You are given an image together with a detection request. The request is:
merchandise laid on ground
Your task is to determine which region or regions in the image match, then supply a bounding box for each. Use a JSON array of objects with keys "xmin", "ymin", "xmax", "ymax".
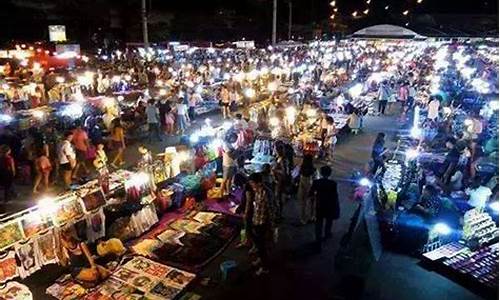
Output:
[{"xmin": 0, "ymin": 32, "xmax": 498, "ymax": 300}]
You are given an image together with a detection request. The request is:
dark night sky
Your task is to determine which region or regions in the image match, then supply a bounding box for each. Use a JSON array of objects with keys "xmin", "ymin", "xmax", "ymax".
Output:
[{"xmin": 0, "ymin": 0, "xmax": 498, "ymax": 46}]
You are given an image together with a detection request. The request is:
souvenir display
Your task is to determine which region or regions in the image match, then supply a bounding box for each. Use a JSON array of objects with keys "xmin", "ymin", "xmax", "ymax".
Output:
[
  {"xmin": 192, "ymin": 212, "xmax": 218, "ymax": 225},
  {"xmin": 0, "ymin": 251, "xmax": 19, "ymax": 283},
  {"xmin": 115, "ymin": 256, "xmax": 195, "ymax": 300},
  {"xmin": 20, "ymin": 213, "xmax": 53, "ymax": 239},
  {"xmin": 35, "ymin": 230, "xmax": 58, "ymax": 266},
  {"xmin": 54, "ymin": 197, "xmax": 85, "ymax": 226},
  {"xmin": 130, "ymin": 204, "xmax": 159, "ymax": 237},
  {"xmin": 152, "ymin": 161, "xmax": 169, "ymax": 184},
  {"xmin": 163, "ymin": 268, "xmax": 196, "ymax": 289},
  {"xmin": 131, "ymin": 239, "xmax": 164, "ymax": 257},
  {"xmin": 148, "ymin": 282, "xmax": 181, "ymax": 300},
  {"xmin": 462, "ymin": 209, "xmax": 498, "ymax": 246},
  {"xmin": 156, "ymin": 230, "xmax": 185, "ymax": 245},
  {"xmin": 123, "ymin": 257, "xmax": 173, "ymax": 278},
  {"xmin": 382, "ymin": 160, "xmax": 403, "ymax": 193},
  {"xmin": 0, "ymin": 281, "xmax": 33, "ymax": 300},
  {"xmin": 78, "ymin": 189, "xmax": 107, "ymax": 213},
  {"xmin": 46, "ymin": 281, "xmax": 88, "ymax": 300},
  {"xmin": 442, "ymin": 243, "xmax": 499, "ymax": 288},
  {"xmin": 14, "ymin": 240, "xmax": 41, "ymax": 279},
  {"xmin": 422, "ymin": 241, "xmax": 467, "ymax": 261},
  {"xmin": 169, "ymin": 219, "xmax": 204, "ymax": 234},
  {"xmin": 0, "ymin": 221, "xmax": 25, "ymax": 252}
]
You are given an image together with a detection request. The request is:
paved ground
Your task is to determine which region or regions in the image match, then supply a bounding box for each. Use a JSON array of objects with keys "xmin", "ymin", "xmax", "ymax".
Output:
[
  {"xmin": 186, "ymin": 115, "xmax": 486, "ymax": 300},
  {"xmin": 3, "ymin": 111, "xmax": 490, "ymax": 300}
]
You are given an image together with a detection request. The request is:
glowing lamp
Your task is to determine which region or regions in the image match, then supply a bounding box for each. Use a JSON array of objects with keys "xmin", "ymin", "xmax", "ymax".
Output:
[
  {"xmin": 0, "ymin": 114, "xmax": 13, "ymax": 123},
  {"xmin": 489, "ymin": 100, "xmax": 499, "ymax": 110},
  {"xmin": 56, "ymin": 76, "xmax": 65, "ymax": 84},
  {"xmin": 190, "ymin": 134, "xmax": 200, "ymax": 144},
  {"xmin": 410, "ymin": 127, "xmax": 421, "ymax": 139},
  {"xmin": 267, "ymin": 82, "xmax": 278, "ymax": 92},
  {"xmin": 285, "ymin": 106, "xmax": 297, "ymax": 122},
  {"xmin": 432, "ymin": 223, "xmax": 451, "ymax": 235},
  {"xmin": 269, "ymin": 117, "xmax": 280, "ymax": 127},
  {"xmin": 359, "ymin": 178, "xmax": 372, "ymax": 187},
  {"xmin": 244, "ymin": 88, "xmax": 256, "ymax": 98},
  {"xmin": 38, "ymin": 197, "xmax": 58, "ymax": 216},
  {"xmin": 62, "ymin": 103, "xmax": 83, "ymax": 119},
  {"xmin": 306, "ymin": 109, "xmax": 317, "ymax": 118},
  {"xmin": 489, "ymin": 201, "xmax": 499, "ymax": 212},
  {"xmin": 405, "ymin": 148, "xmax": 419, "ymax": 160},
  {"xmin": 349, "ymin": 83, "xmax": 364, "ymax": 98},
  {"xmin": 32, "ymin": 110, "xmax": 45, "ymax": 119},
  {"xmin": 117, "ymin": 96, "xmax": 124, "ymax": 101}
]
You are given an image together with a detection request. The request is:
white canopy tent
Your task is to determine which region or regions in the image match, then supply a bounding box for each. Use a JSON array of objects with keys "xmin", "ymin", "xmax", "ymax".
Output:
[{"xmin": 350, "ymin": 24, "xmax": 426, "ymax": 39}]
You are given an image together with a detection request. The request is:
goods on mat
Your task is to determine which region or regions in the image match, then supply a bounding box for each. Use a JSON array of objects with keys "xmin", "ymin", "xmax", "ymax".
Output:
[
  {"xmin": 462, "ymin": 209, "xmax": 498, "ymax": 247},
  {"xmin": 442, "ymin": 243, "xmax": 499, "ymax": 289},
  {"xmin": 382, "ymin": 160, "xmax": 403, "ymax": 192}
]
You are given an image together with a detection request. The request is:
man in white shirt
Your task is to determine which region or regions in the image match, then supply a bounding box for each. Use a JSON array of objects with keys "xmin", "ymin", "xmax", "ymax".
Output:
[
  {"xmin": 176, "ymin": 101, "xmax": 188, "ymax": 134},
  {"xmin": 59, "ymin": 131, "xmax": 76, "ymax": 190},
  {"xmin": 145, "ymin": 99, "xmax": 163, "ymax": 143},
  {"xmin": 467, "ymin": 178, "xmax": 492, "ymax": 209}
]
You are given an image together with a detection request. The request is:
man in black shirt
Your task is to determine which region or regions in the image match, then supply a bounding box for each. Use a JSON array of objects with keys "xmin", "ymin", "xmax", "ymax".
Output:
[{"xmin": 309, "ymin": 166, "xmax": 340, "ymax": 250}]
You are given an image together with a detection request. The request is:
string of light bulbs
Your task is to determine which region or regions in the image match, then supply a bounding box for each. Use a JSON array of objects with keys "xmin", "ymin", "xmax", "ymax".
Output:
[{"xmin": 328, "ymin": 0, "xmax": 425, "ymax": 22}]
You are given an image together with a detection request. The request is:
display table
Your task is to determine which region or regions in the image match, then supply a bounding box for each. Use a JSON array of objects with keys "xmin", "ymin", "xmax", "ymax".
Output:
[{"xmin": 421, "ymin": 241, "xmax": 498, "ymax": 298}]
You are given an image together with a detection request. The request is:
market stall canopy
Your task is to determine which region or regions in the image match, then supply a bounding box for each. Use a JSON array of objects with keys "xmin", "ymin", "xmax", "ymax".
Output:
[
  {"xmin": 274, "ymin": 40, "xmax": 306, "ymax": 48},
  {"xmin": 350, "ymin": 24, "xmax": 426, "ymax": 39}
]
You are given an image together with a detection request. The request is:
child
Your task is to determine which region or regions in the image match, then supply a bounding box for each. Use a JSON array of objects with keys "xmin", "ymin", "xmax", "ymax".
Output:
[{"xmin": 33, "ymin": 149, "xmax": 52, "ymax": 193}]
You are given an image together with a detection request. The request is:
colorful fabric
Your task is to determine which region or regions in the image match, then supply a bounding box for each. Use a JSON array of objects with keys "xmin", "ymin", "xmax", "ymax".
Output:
[
  {"xmin": 0, "ymin": 221, "xmax": 24, "ymax": 251},
  {"xmin": 0, "ymin": 281, "xmax": 32, "ymax": 300},
  {"xmin": 35, "ymin": 230, "xmax": 58, "ymax": 266},
  {"xmin": 85, "ymin": 208, "xmax": 106, "ymax": 243},
  {"xmin": 46, "ymin": 281, "xmax": 87, "ymax": 300},
  {"xmin": 0, "ymin": 251, "xmax": 19, "ymax": 283},
  {"xmin": 14, "ymin": 240, "xmax": 41, "ymax": 279}
]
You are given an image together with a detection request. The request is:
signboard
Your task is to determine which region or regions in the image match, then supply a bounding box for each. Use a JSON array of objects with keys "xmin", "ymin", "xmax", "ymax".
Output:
[
  {"xmin": 55, "ymin": 44, "xmax": 80, "ymax": 57},
  {"xmin": 233, "ymin": 41, "xmax": 255, "ymax": 49},
  {"xmin": 48, "ymin": 25, "xmax": 67, "ymax": 42},
  {"xmin": 173, "ymin": 45, "xmax": 189, "ymax": 51}
]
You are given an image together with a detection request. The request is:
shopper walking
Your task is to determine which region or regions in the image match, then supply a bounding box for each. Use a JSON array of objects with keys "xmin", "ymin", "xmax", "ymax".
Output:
[
  {"xmin": 377, "ymin": 81, "xmax": 390, "ymax": 115},
  {"xmin": 309, "ymin": 166, "xmax": 340, "ymax": 251},
  {"xmin": 72, "ymin": 122, "xmax": 91, "ymax": 179},
  {"xmin": 33, "ymin": 148, "xmax": 52, "ymax": 193},
  {"xmin": 175, "ymin": 99, "xmax": 189, "ymax": 134},
  {"xmin": 220, "ymin": 85, "xmax": 231, "ymax": 119},
  {"xmin": 59, "ymin": 131, "xmax": 76, "ymax": 190},
  {"xmin": 371, "ymin": 132, "xmax": 387, "ymax": 174},
  {"xmin": 146, "ymin": 99, "xmax": 163, "ymax": 143},
  {"xmin": 110, "ymin": 119, "xmax": 126, "ymax": 168},
  {"xmin": 297, "ymin": 154, "xmax": 316, "ymax": 225},
  {"xmin": 0, "ymin": 145, "xmax": 16, "ymax": 202},
  {"xmin": 247, "ymin": 172, "xmax": 276, "ymax": 275}
]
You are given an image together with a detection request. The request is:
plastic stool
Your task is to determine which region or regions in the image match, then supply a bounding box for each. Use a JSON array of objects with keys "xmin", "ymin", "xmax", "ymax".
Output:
[{"xmin": 220, "ymin": 260, "xmax": 237, "ymax": 281}]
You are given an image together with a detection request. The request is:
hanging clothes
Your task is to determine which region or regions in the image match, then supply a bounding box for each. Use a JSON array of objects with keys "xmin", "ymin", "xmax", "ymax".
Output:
[
  {"xmin": 14, "ymin": 240, "xmax": 41, "ymax": 279},
  {"xmin": 35, "ymin": 230, "xmax": 59, "ymax": 266},
  {"xmin": 85, "ymin": 208, "xmax": 106, "ymax": 243}
]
